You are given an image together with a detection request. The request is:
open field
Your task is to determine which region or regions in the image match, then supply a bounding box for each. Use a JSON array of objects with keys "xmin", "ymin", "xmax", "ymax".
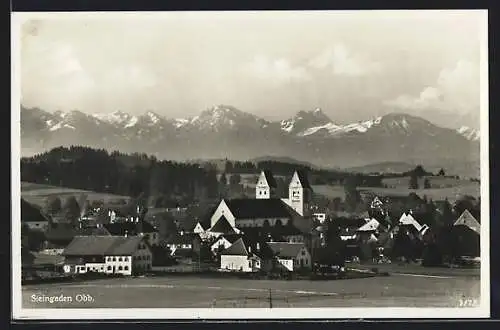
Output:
[
  {"xmin": 21, "ymin": 182, "xmax": 131, "ymax": 208},
  {"xmin": 312, "ymin": 182, "xmax": 479, "ymax": 203},
  {"xmin": 22, "ymin": 272, "xmax": 480, "ymax": 308}
]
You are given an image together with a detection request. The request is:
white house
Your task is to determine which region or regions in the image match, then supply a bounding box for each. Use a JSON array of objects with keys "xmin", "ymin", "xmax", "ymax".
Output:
[
  {"xmin": 267, "ymin": 242, "xmax": 312, "ymax": 272},
  {"xmin": 62, "ymin": 235, "xmax": 153, "ymax": 276},
  {"xmin": 220, "ymin": 238, "xmax": 262, "ymax": 272}
]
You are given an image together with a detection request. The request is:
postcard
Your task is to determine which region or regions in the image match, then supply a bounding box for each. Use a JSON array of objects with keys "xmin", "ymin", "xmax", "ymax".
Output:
[{"xmin": 11, "ymin": 9, "xmax": 490, "ymax": 320}]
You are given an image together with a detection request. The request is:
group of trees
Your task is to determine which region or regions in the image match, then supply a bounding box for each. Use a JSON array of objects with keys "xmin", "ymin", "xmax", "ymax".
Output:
[{"xmin": 21, "ymin": 146, "xmax": 222, "ymax": 204}]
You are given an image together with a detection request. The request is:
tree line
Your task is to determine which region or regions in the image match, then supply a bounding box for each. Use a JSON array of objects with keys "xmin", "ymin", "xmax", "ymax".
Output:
[{"xmin": 21, "ymin": 146, "xmax": 221, "ymax": 204}]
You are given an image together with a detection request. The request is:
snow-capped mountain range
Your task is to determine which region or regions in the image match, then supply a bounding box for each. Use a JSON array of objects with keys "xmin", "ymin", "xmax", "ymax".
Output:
[{"xmin": 21, "ymin": 105, "xmax": 480, "ymax": 176}]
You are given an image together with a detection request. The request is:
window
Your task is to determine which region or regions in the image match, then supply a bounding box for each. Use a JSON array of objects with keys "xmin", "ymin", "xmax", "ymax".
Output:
[
  {"xmin": 249, "ymin": 261, "xmax": 252, "ymax": 268},
  {"xmin": 124, "ymin": 266, "xmax": 129, "ymax": 270},
  {"xmin": 301, "ymin": 250, "xmax": 306, "ymax": 256},
  {"xmin": 118, "ymin": 257, "xmax": 122, "ymax": 262},
  {"xmin": 107, "ymin": 266, "xmax": 112, "ymax": 270},
  {"xmin": 112, "ymin": 257, "xmax": 116, "ymax": 262},
  {"xmin": 118, "ymin": 266, "xmax": 123, "ymax": 271}
]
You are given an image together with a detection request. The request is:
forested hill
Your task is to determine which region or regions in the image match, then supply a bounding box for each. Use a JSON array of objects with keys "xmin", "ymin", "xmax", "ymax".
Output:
[
  {"xmin": 21, "ymin": 146, "xmax": 220, "ymax": 200},
  {"xmin": 21, "ymin": 146, "xmax": 445, "ymax": 204}
]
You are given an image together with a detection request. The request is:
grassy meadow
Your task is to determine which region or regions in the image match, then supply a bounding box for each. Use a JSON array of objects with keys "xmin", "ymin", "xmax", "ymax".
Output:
[{"xmin": 21, "ymin": 182, "xmax": 131, "ymax": 208}]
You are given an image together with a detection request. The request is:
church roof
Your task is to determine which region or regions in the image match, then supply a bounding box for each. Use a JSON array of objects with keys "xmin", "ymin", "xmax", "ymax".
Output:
[
  {"xmin": 224, "ymin": 198, "xmax": 295, "ymax": 219},
  {"xmin": 221, "ymin": 238, "xmax": 249, "ymax": 256},
  {"xmin": 454, "ymin": 209, "xmax": 480, "ymax": 235},
  {"xmin": 261, "ymin": 170, "xmax": 278, "ymax": 188},
  {"xmin": 209, "ymin": 215, "xmax": 238, "ymax": 234},
  {"xmin": 295, "ymin": 170, "xmax": 312, "ymax": 189}
]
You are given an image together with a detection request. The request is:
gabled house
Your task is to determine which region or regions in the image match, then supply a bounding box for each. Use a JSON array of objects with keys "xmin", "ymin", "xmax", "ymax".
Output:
[
  {"xmin": 454, "ymin": 209, "xmax": 480, "ymax": 235},
  {"xmin": 210, "ymin": 234, "xmax": 242, "ymax": 255},
  {"xmin": 193, "ymin": 222, "xmax": 206, "ymax": 234},
  {"xmin": 357, "ymin": 218, "xmax": 382, "ymax": 244},
  {"xmin": 220, "ymin": 238, "xmax": 263, "ymax": 272},
  {"xmin": 62, "ymin": 235, "xmax": 152, "ymax": 275},
  {"xmin": 451, "ymin": 209, "xmax": 481, "ymax": 257},
  {"xmin": 398, "ymin": 212, "xmax": 423, "ymax": 233},
  {"xmin": 208, "ymin": 215, "xmax": 241, "ymax": 236},
  {"xmin": 266, "ymin": 242, "xmax": 312, "ymax": 272}
]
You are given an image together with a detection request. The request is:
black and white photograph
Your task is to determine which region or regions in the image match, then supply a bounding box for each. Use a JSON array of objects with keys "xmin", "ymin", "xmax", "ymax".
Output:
[{"xmin": 11, "ymin": 10, "xmax": 489, "ymax": 319}]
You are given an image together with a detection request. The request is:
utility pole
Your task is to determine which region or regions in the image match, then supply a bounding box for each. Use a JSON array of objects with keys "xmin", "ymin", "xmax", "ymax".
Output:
[{"xmin": 269, "ymin": 288, "xmax": 273, "ymax": 308}]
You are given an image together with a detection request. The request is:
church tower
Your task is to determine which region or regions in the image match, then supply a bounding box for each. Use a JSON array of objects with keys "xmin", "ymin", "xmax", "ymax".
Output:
[
  {"xmin": 287, "ymin": 170, "xmax": 313, "ymax": 216},
  {"xmin": 255, "ymin": 170, "xmax": 277, "ymax": 199}
]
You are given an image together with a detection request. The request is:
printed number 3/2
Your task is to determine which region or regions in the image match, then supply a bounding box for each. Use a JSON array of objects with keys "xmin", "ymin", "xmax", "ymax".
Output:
[{"xmin": 459, "ymin": 298, "xmax": 478, "ymax": 307}]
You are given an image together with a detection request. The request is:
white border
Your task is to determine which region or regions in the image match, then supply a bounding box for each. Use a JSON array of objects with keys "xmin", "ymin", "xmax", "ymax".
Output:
[{"xmin": 11, "ymin": 10, "xmax": 490, "ymax": 320}]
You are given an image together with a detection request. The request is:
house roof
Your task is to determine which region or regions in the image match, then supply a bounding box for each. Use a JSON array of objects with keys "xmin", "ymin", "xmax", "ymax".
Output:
[
  {"xmin": 295, "ymin": 170, "xmax": 312, "ymax": 189},
  {"xmin": 357, "ymin": 218, "xmax": 380, "ymax": 232},
  {"xmin": 214, "ymin": 234, "xmax": 242, "ymax": 245},
  {"xmin": 398, "ymin": 213, "xmax": 423, "ymax": 232},
  {"xmin": 261, "ymin": 170, "xmax": 278, "ymax": 188},
  {"xmin": 209, "ymin": 215, "xmax": 239, "ymax": 234},
  {"xmin": 267, "ymin": 242, "xmax": 306, "ymax": 258},
  {"xmin": 454, "ymin": 210, "xmax": 480, "ymax": 235},
  {"xmin": 103, "ymin": 221, "xmax": 157, "ymax": 236},
  {"xmin": 224, "ymin": 198, "xmax": 295, "ymax": 219},
  {"xmin": 77, "ymin": 226, "xmax": 110, "ymax": 236},
  {"xmin": 21, "ymin": 198, "xmax": 50, "ymax": 223},
  {"xmin": 63, "ymin": 235, "xmax": 145, "ymax": 256},
  {"xmin": 164, "ymin": 232, "xmax": 194, "ymax": 245},
  {"xmin": 221, "ymin": 238, "xmax": 249, "ymax": 256}
]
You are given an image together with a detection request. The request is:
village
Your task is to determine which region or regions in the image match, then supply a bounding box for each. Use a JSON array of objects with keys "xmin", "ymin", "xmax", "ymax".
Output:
[{"xmin": 20, "ymin": 167, "xmax": 481, "ymax": 282}]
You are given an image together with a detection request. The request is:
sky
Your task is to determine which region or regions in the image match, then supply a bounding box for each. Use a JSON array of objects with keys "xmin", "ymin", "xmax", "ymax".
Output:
[{"xmin": 18, "ymin": 10, "xmax": 486, "ymax": 129}]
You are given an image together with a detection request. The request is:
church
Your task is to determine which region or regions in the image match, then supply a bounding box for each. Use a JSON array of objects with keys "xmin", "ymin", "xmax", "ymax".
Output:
[{"xmin": 205, "ymin": 169, "xmax": 314, "ymax": 243}]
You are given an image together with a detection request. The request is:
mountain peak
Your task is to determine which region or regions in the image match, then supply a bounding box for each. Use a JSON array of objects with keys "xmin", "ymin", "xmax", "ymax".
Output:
[{"xmin": 457, "ymin": 126, "xmax": 480, "ymax": 141}]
